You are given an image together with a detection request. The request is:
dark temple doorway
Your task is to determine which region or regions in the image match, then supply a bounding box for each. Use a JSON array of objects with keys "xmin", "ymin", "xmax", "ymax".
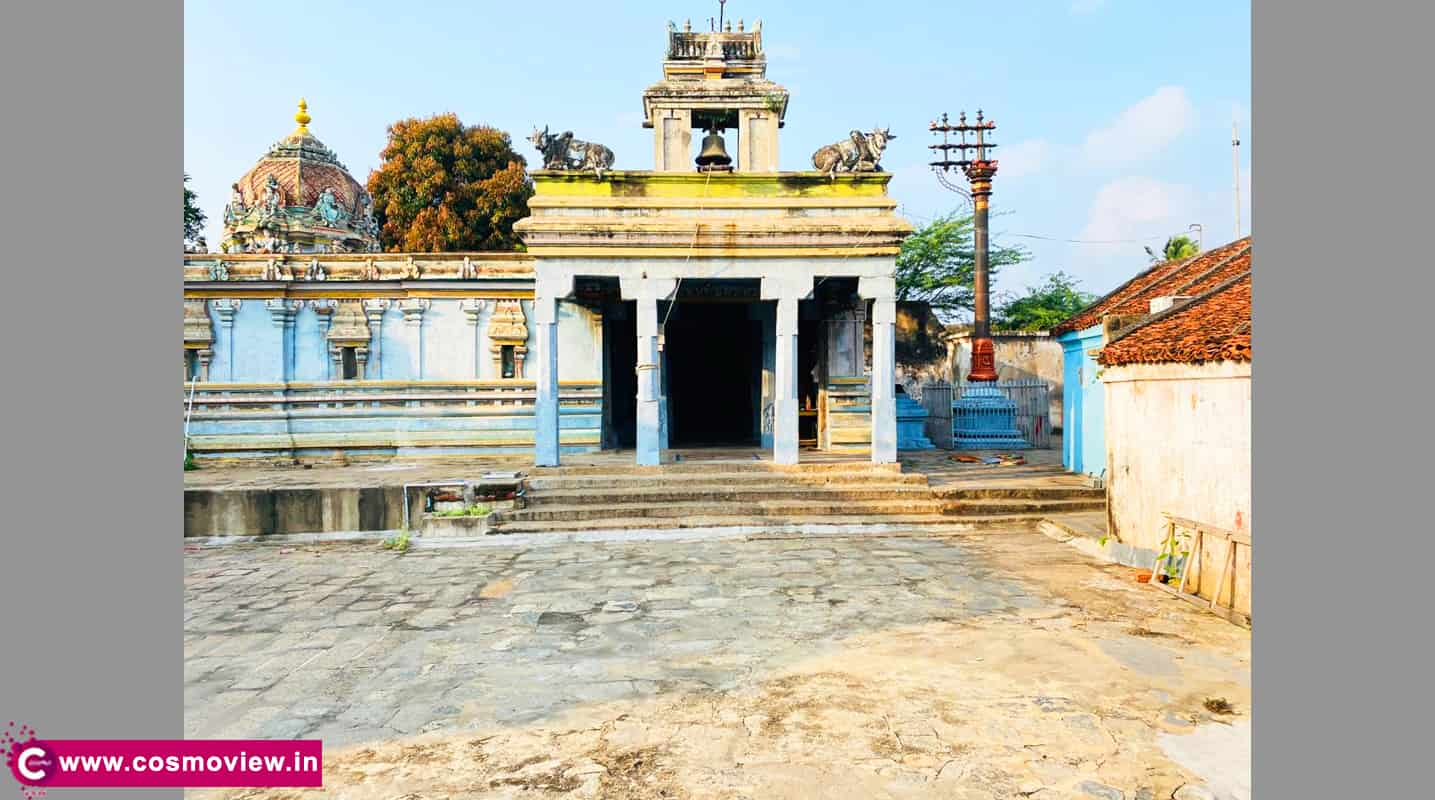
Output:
[
  {"xmin": 665, "ymin": 300, "xmax": 763, "ymax": 446},
  {"xmin": 602, "ymin": 301, "xmax": 638, "ymax": 449}
]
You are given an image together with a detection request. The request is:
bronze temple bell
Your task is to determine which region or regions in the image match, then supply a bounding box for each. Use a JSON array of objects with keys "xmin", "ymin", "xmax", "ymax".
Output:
[{"xmin": 696, "ymin": 123, "xmax": 734, "ymax": 172}]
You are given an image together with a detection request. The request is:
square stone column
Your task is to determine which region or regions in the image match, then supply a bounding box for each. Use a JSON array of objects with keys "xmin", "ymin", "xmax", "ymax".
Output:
[
  {"xmin": 738, "ymin": 110, "xmax": 779, "ymax": 172},
  {"xmin": 771, "ymin": 296, "xmax": 800, "ymax": 464},
  {"xmin": 622, "ymin": 276, "xmax": 677, "ymax": 466},
  {"xmin": 861, "ymin": 276, "xmax": 898, "ymax": 464},
  {"xmin": 532, "ymin": 273, "xmax": 573, "ymax": 467},
  {"xmin": 763, "ymin": 276, "xmax": 811, "ymax": 465},
  {"xmin": 532, "ymin": 294, "xmax": 560, "ymax": 467},
  {"xmin": 652, "ymin": 109, "xmax": 693, "ymax": 172}
]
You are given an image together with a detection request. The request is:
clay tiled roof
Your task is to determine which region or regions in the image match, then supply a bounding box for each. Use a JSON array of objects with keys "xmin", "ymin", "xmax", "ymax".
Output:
[
  {"xmin": 1052, "ymin": 236, "xmax": 1252, "ymax": 335},
  {"xmin": 1097, "ymin": 272, "xmax": 1251, "ymax": 367}
]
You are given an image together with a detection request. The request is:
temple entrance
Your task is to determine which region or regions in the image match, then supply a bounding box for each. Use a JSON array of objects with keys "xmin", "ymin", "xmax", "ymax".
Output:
[
  {"xmin": 665, "ymin": 300, "xmax": 764, "ymax": 446},
  {"xmin": 602, "ymin": 301, "xmax": 638, "ymax": 449}
]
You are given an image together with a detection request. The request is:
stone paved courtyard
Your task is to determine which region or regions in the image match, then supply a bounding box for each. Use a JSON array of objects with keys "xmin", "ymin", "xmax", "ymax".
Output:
[{"xmin": 186, "ymin": 529, "xmax": 1250, "ymax": 799}]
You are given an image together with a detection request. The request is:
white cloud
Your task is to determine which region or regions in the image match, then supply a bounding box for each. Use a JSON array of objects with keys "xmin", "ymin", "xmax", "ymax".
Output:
[
  {"xmin": 1081, "ymin": 176, "xmax": 1199, "ymax": 242},
  {"xmin": 1071, "ymin": 0, "xmax": 1107, "ymax": 13},
  {"xmin": 995, "ymin": 139, "xmax": 1053, "ymax": 179},
  {"xmin": 1082, "ymin": 86, "xmax": 1195, "ymax": 168},
  {"xmin": 1073, "ymin": 176, "xmax": 1202, "ymax": 287}
]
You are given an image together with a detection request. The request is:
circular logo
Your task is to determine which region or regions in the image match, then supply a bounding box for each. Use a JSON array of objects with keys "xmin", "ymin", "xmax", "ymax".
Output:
[{"xmin": 11, "ymin": 741, "xmax": 56, "ymax": 786}]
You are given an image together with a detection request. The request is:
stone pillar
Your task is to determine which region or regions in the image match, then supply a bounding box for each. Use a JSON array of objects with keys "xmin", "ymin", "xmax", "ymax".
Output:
[
  {"xmin": 461, "ymin": 299, "xmax": 485, "ymax": 378},
  {"xmin": 653, "ymin": 108, "xmax": 693, "ymax": 172},
  {"xmin": 861, "ymin": 276, "xmax": 898, "ymax": 464},
  {"xmin": 738, "ymin": 109, "xmax": 779, "ymax": 173},
  {"xmin": 362, "ymin": 300, "xmax": 389, "ymax": 379},
  {"xmin": 772, "ymin": 297, "xmax": 800, "ymax": 464},
  {"xmin": 532, "ymin": 295, "xmax": 560, "ymax": 467},
  {"xmin": 763, "ymin": 276, "xmax": 810, "ymax": 465},
  {"xmin": 265, "ymin": 299, "xmax": 299, "ymax": 383},
  {"xmin": 532, "ymin": 274, "xmax": 572, "ymax": 467},
  {"xmin": 212, "ymin": 299, "xmax": 241, "ymax": 382},
  {"xmin": 400, "ymin": 299, "xmax": 429, "ymax": 379},
  {"xmin": 752, "ymin": 303, "xmax": 776, "ymax": 448},
  {"xmin": 310, "ymin": 300, "xmax": 336, "ymax": 380},
  {"xmin": 621, "ymin": 276, "xmax": 677, "ymax": 466}
]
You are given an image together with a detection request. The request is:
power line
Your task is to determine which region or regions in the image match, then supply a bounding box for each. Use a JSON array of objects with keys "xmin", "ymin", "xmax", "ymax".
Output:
[
  {"xmin": 896, "ymin": 205, "xmax": 1175, "ymax": 245},
  {"xmin": 1000, "ymin": 232, "xmax": 1175, "ymax": 245}
]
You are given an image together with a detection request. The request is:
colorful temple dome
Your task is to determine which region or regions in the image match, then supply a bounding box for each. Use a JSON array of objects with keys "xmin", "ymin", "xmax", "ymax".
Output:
[{"xmin": 220, "ymin": 100, "xmax": 380, "ymax": 254}]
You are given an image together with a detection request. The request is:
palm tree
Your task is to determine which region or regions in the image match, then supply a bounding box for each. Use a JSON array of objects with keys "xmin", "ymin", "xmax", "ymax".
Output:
[{"xmin": 1145, "ymin": 234, "xmax": 1200, "ymax": 263}]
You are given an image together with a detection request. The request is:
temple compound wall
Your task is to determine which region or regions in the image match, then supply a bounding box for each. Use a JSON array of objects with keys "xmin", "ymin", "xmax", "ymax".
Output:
[{"xmin": 183, "ymin": 254, "xmax": 603, "ymax": 461}]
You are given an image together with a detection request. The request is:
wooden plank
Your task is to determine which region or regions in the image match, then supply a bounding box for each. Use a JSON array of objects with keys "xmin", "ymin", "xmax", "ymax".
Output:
[
  {"xmin": 1210, "ymin": 538, "xmax": 1234, "ymax": 610},
  {"xmin": 1176, "ymin": 528, "xmax": 1201, "ymax": 596},
  {"xmin": 1150, "ymin": 580, "xmax": 1252, "ymax": 628},
  {"xmin": 1163, "ymin": 514, "xmax": 1251, "ymax": 546}
]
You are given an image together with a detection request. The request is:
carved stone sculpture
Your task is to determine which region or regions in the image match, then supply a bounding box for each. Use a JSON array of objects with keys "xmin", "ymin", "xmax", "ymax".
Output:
[
  {"xmin": 313, "ymin": 187, "xmax": 348, "ymax": 228},
  {"xmin": 261, "ymin": 174, "xmax": 283, "ymax": 217},
  {"xmin": 528, "ymin": 125, "xmax": 616, "ymax": 178},
  {"xmin": 811, "ymin": 127, "xmax": 896, "ymax": 179},
  {"xmin": 223, "ymin": 183, "xmax": 246, "ymax": 226},
  {"xmin": 358, "ymin": 190, "xmax": 376, "ymax": 233}
]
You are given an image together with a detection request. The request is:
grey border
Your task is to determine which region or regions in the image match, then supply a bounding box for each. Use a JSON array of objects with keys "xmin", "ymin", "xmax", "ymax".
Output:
[
  {"xmin": 3, "ymin": 2, "xmax": 1433, "ymax": 798},
  {"xmin": 0, "ymin": 0, "xmax": 182, "ymax": 793},
  {"xmin": 1257, "ymin": 0, "xmax": 1433, "ymax": 796}
]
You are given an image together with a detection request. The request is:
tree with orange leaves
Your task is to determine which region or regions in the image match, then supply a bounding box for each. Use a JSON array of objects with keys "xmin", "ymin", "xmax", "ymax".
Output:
[{"xmin": 366, "ymin": 113, "xmax": 532, "ymax": 252}]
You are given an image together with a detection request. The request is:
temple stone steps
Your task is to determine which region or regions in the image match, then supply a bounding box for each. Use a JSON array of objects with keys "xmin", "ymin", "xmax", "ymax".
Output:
[
  {"xmin": 525, "ymin": 484, "xmax": 939, "ymax": 507},
  {"xmin": 486, "ymin": 513, "xmax": 1052, "ymax": 535},
  {"xmin": 931, "ymin": 485, "xmax": 1106, "ymax": 501},
  {"xmin": 526, "ymin": 461, "xmax": 905, "ymax": 477},
  {"xmin": 526, "ymin": 471, "xmax": 930, "ymax": 491},
  {"xmin": 499, "ymin": 498, "xmax": 952, "ymax": 524},
  {"xmin": 483, "ymin": 459, "xmax": 1106, "ymax": 534},
  {"xmin": 937, "ymin": 498, "xmax": 1107, "ymax": 515}
]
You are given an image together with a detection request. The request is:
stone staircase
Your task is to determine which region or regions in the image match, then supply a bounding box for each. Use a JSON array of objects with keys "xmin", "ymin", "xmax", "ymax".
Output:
[{"xmin": 486, "ymin": 460, "xmax": 1106, "ymax": 534}]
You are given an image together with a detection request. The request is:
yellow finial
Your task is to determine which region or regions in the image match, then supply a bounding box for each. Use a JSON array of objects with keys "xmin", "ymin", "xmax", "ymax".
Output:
[{"xmin": 294, "ymin": 98, "xmax": 311, "ymax": 132}]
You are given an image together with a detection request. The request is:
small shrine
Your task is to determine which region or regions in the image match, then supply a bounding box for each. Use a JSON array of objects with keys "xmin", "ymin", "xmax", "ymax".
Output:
[{"xmin": 220, "ymin": 100, "xmax": 381, "ymax": 255}]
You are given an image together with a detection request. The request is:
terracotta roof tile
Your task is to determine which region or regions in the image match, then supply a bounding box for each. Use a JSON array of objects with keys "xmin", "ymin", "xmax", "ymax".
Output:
[
  {"xmin": 1096, "ymin": 272, "xmax": 1251, "ymax": 367},
  {"xmin": 1052, "ymin": 236, "xmax": 1252, "ymax": 335}
]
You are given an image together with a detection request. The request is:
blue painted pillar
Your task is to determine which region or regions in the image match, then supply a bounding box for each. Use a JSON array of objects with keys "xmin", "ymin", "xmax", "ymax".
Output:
[
  {"xmin": 363, "ymin": 300, "xmax": 388, "ymax": 380},
  {"xmin": 532, "ymin": 294, "xmax": 560, "ymax": 466},
  {"xmin": 212, "ymin": 299, "xmax": 241, "ymax": 382},
  {"xmin": 658, "ymin": 336, "xmax": 670, "ymax": 454},
  {"xmin": 265, "ymin": 299, "xmax": 298, "ymax": 383},
  {"xmin": 620, "ymin": 276, "xmax": 676, "ymax": 466},
  {"xmin": 400, "ymin": 299, "xmax": 429, "ymax": 379}
]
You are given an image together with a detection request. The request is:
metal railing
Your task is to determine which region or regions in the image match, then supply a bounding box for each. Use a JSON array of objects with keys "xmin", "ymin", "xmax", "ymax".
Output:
[{"xmin": 922, "ymin": 378, "xmax": 1052, "ymax": 449}]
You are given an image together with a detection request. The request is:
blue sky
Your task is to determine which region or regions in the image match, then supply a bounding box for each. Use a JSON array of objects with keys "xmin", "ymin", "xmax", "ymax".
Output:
[{"xmin": 185, "ymin": 0, "xmax": 1250, "ymax": 302}]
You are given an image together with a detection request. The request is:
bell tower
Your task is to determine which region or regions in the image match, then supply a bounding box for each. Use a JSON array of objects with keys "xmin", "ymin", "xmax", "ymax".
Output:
[{"xmin": 642, "ymin": 18, "xmax": 789, "ymax": 172}]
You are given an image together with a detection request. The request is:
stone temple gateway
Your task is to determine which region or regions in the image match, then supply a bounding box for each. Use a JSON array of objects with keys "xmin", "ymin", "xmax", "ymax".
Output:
[{"xmin": 182, "ymin": 21, "xmax": 914, "ymax": 466}]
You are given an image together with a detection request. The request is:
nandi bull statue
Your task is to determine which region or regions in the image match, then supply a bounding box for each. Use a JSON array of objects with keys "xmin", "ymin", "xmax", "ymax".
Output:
[
  {"xmin": 812, "ymin": 127, "xmax": 896, "ymax": 179},
  {"xmin": 528, "ymin": 126, "xmax": 616, "ymax": 179}
]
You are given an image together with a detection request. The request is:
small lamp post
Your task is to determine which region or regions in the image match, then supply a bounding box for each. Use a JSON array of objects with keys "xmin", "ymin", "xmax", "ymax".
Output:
[{"xmin": 930, "ymin": 111, "xmax": 1029, "ymax": 451}]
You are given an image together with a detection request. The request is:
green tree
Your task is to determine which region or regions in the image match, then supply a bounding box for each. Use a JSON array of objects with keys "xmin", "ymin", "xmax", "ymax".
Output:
[
  {"xmin": 184, "ymin": 173, "xmax": 206, "ymax": 249},
  {"xmin": 996, "ymin": 271, "xmax": 1098, "ymax": 332},
  {"xmin": 1145, "ymin": 233, "xmax": 1200, "ymax": 263},
  {"xmin": 895, "ymin": 211, "xmax": 1029, "ymax": 317},
  {"xmin": 367, "ymin": 113, "xmax": 533, "ymax": 252}
]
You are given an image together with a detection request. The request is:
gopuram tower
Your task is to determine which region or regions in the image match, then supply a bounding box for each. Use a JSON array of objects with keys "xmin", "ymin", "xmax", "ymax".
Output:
[{"xmin": 515, "ymin": 17, "xmax": 913, "ymax": 468}]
